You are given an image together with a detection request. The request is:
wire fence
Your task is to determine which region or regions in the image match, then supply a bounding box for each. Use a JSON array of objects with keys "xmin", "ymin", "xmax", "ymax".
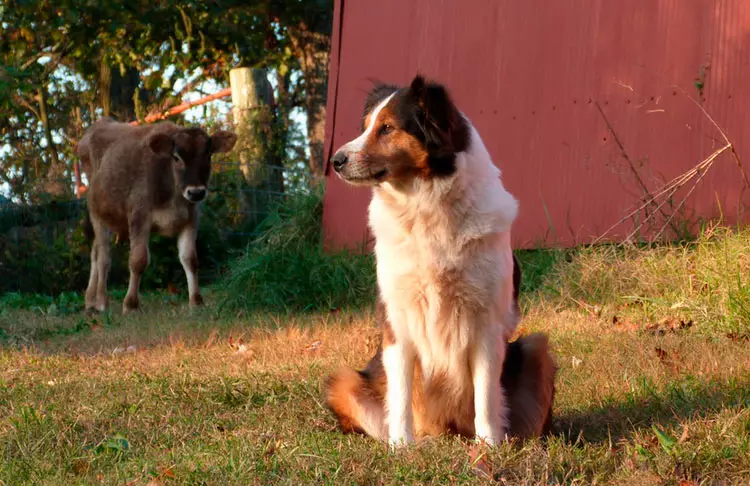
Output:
[{"xmin": 0, "ymin": 159, "xmax": 310, "ymax": 295}]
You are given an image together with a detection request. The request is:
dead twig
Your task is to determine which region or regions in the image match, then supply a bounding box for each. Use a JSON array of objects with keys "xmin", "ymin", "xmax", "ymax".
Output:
[
  {"xmin": 675, "ymin": 86, "xmax": 750, "ymax": 188},
  {"xmin": 595, "ymin": 101, "xmax": 680, "ymax": 235},
  {"xmin": 595, "ymin": 89, "xmax": 749, "ymax": 244},
  {"xmin": 609, "ymin": 144, "xmax": 728, "ymax": 244}
]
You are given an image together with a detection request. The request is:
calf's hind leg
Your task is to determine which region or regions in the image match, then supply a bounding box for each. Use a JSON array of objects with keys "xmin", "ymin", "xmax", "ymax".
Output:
[
  {"xmin": 123, "ymin": 214, "xmax": 151, "ymax": 313},
  {"xmin": 85, "ymin": 215, "xmax": 111, "ymax": 312}
]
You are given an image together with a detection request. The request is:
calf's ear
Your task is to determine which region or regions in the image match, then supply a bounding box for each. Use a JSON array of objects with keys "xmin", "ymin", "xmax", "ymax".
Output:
[
  {"xmin": 148, "ymin": 133, "xmax": 174, "ymax": 155},
  {"xmin": 210, "ymin": 131, "xmax": 238, "ymax": 153}
]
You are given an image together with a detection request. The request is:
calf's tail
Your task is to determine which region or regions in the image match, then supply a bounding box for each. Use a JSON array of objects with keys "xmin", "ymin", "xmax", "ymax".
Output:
[{"xmin": 82, "ymin": 207, "xmax": 94, "ymax": 242}]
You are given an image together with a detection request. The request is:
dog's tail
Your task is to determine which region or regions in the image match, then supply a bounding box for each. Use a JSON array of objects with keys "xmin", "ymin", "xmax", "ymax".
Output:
[
  {"xmin": 502, "ymin": 332, "xmax": 557, "ymax": 439},
  {"xmin": 325, "ymin": 367, "xmax": 388, "ymax": 440}
]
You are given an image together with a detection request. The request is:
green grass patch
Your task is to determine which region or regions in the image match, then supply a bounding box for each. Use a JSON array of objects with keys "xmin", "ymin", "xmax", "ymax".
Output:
[
  {"xmin": 548, "ymin": 226, "xmax": 750, "ymax": 337},
  {"xmin": 218, "ymin": 188, "xmax": 376, "ymax": 313}
]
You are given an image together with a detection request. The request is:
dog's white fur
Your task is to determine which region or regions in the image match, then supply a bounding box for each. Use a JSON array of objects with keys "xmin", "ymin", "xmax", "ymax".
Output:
[{"xmin": 362, "ymin": 97, "xmax": 520, "ymax": 446}]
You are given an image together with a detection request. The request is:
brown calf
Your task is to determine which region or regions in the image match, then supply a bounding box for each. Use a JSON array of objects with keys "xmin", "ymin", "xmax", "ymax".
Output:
[{"xmin": 76, "ymin": 118, "xmax": 237, "ymax": 313}]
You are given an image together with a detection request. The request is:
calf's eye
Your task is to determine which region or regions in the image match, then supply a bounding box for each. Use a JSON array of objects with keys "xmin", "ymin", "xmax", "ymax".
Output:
[{"xmin": 172, "ymin": 151, "xmax": 186, "ymax": 167}]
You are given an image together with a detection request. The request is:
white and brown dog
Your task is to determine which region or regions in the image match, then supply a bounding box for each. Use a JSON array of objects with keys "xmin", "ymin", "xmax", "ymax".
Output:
[{"xmin": 326, "ymin": 75, "xmax": 556, "ymax": 446}]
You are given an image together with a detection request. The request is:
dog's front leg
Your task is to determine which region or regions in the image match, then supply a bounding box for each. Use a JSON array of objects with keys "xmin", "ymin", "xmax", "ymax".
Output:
[
  {"xmin": 382, "ymin": 340, "xmax": 415, "ymax": 447},
  {"xmin": 472, "ymin": 326, "xmax": 507, "ymax": 445}
]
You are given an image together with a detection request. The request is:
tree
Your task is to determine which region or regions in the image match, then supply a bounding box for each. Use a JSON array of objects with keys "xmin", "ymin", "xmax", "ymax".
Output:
[
  {"xmin": 270, "ymin": 0, "xmax": 333, "ymax": 179},
  {"xmin": 0, "ymin": 0, "xmax": 334, "ymax": 202}
]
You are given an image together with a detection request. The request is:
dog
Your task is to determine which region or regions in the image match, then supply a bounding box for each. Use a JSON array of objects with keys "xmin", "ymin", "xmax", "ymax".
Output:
[{"xmin": 326, "ymin": 75, "xmax": 555, "ymax": 446}]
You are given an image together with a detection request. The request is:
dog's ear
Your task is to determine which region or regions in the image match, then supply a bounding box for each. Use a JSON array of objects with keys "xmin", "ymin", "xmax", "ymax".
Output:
[{"xmin": 407, "ymin": 75, "xmax": 469, "ymax": 175}]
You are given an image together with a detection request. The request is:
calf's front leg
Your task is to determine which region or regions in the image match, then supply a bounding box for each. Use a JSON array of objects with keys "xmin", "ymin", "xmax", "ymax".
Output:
[
  {"xmin": 123, "ymin": 216, "xmax": 151, "ymax": 313},
  {"xmin": 178, "ymin": 225, "xmax": 203, "ymax": 307}
]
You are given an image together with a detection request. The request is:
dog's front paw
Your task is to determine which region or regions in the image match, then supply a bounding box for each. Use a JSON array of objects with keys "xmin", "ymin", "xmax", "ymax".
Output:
[
  {"xmin": 388, "ymin": 433, "xmax": 415, "ymax": 450},
  {"xmin": 474, "ymin": 427, "xmax": 507, "ymax": 447}
]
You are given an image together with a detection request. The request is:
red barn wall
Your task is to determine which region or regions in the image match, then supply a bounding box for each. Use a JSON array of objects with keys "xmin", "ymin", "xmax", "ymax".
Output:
[{"xmin": 322, "ymin": 0, "xmax": 750, "ymax": 250}]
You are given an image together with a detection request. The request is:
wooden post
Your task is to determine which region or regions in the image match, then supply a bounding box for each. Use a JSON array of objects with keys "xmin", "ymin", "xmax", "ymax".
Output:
[
  {"xmin": 229, "ymin": 67, "xmax": 283, "ymax": 229},
  {"xmin": 229, "ymin": 67, "xmax": 273, "ymax": 181}
]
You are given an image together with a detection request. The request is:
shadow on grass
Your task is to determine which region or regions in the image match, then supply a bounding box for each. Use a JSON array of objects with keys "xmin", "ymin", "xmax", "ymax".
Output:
[{"xmin": 554, "ymin": 375, "xmax": 750, "ymax": 444}]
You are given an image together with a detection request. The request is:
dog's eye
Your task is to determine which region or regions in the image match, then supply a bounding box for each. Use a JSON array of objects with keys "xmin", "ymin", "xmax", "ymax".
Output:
[{"xmin": 379, "ymin": 124, "xmax": 393, "ymax": 136}]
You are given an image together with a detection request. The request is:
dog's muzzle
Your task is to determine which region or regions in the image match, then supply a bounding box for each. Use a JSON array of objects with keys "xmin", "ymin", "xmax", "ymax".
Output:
[{"xmin": 331, "ymin": 151, "xmax": 348, "ymax": 173}]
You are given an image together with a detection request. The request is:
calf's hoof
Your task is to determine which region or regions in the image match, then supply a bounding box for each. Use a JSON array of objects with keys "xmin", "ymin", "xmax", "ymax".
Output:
[
  {"xmin": 190, "ymin": 294, "xmax": 205, "ymax": 307},
  {"xmin": 122, "ymin": 296, "xmax": 140, "ymax": 314}
]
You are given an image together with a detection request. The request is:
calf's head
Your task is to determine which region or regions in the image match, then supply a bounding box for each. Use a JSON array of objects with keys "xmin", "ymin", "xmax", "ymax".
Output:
[{"xmin": 147, "ymin": 127, "xmax": 237, "ymax": 203}]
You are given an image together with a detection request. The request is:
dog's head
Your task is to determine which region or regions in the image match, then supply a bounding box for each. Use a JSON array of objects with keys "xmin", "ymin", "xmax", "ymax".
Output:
[{"xmin": 330, "ymin": 75, "xmax": 469, "ymax": 186}]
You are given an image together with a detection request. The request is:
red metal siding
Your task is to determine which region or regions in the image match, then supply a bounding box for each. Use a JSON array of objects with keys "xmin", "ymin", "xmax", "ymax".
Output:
[{"xmin": 322, "ymin": 0, "xmax": 750, "ymax": 249}]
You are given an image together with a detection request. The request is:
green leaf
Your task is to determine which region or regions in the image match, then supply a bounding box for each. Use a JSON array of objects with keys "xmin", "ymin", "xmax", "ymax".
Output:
[
  {"xmin": 634, "ymin": 444, "xmax": 655, "ymax": 461},
  {"xmin": 95, "ymin": 434, "xmax": 130, "ymax": 454},
  {"xmin": 651, "ymin": 424, "xmax": 677, "ymax": 453}
]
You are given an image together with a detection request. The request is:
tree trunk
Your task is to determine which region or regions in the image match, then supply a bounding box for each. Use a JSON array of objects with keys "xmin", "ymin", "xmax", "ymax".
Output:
[
  {"xmin": 230, "ymin": 67, "xmax": 284, "ymax": 229},
  {"xmin": 99, "ymin": 57, "xmax": 112, "ymax": 118},
  {"xmin": 289, "ymin": 24, "xmax": 330, "ymax": 181},
  {"xmin": 37, "ymin": 87, "xmax": 68, "ymax": 198},
  {"xmin": 37, "ymin": 88, "xmax": 60, "ymax": 168},
  {"xmin": 99, "ymin": 56, "xmax": 146, "ymax": 121}
]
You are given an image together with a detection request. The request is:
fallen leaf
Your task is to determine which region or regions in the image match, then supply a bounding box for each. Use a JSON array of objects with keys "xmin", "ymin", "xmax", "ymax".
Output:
[
  {"xmin": 126, "ymin": 345, "xmax": 137, "ymax": 354},
  {"xmin": 678, "ymin": 425, "xmax": 689, "ymax": 443},
  {"xmin": 646, "ymin": 317, "xmax": 693, "ymax": 335},
  {"xmin": 72, "ymin": 459, "xmax": 90, "ymax": 475},
  {"xmin": 468, "ymin": 444, "xmax": 491, "ymax": 478},
  {"xmin": 304, "ymin": 340, "xmax": 322, "ymax": 352},
  {"xmin": 679, "ymin": 481, "xmax": 696, "ymax": 486},
  {"xmin": 571, "ymin": 356, "xmax": 583, "ymax": 368},
  {"xmin": 167, "ymin": 283, "xmax": 179, "ymax": 295},
  {"xmin": 654, "ymin": 347, "xmax": 681, "ymax": 372},
  {"xmin": 654, "ymin": 347, "xmax": 669, "ymax": 361},
  {"xmin": 613, "ymin": 315, "xmax": 639, "ymax": 332},
  {"xmin": 228, "ymin": 336, "xmax": 249, "ymax": 354},
  {"xmin": 726, "ymin": 332, "xmax": 749, "ymax": 342}
]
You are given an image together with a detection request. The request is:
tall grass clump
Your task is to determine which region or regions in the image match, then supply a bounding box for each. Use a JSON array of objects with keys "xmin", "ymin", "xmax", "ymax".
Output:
[
  {"xmin": 218, "ymin": 188, "xmax": 376, "ymax": 313},
  {"xmin": 545, "ymin": 226, "xmax": 750, "ymax": 337}
]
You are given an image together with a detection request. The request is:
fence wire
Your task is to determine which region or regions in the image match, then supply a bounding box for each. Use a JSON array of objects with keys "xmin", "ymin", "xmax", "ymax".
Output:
[{"xmin": 0, "ymin": 160, "xmax": 309, "ymax": 295}]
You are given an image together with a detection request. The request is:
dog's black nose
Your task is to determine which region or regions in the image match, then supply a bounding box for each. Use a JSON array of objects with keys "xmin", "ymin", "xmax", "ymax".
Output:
[
  {"xmin": 187, "ymin": 188, "xmax": 206, "ymax": 201},
  {"xmin": 331, "ymin": 152, "xmax": 348, "ymax": 172}
]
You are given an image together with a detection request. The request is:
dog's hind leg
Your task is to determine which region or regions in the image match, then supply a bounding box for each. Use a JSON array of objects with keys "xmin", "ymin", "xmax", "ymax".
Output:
[
  {"xmin": 325, "ymin": 368, "xmax": 387, "ymax": 440},
  {"xmin": 502, "ymin": 333, "xmax": 557, "ymax": 440}
]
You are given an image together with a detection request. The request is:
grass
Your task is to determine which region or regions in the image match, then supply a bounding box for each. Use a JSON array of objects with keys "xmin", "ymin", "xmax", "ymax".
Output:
[
  {"xmin": 1, "ymin": 217, "xmax": 749, "ymax": 484},
  {"xmin": 218, "ymin": 189, "xmax": 375, "ymax": 313}
]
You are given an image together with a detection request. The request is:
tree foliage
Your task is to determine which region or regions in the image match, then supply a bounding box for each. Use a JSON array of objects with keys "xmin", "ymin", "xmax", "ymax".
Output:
[{"xmin": 0, "ymin": 0, "xmax": 333, "ymax": 202}]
